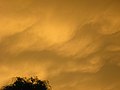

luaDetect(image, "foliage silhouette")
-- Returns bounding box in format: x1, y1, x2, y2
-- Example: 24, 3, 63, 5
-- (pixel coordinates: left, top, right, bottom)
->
1, 77, 51, 90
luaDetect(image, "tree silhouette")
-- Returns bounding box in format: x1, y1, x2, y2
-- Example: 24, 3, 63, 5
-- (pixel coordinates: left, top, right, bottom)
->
1, 77, 51, 90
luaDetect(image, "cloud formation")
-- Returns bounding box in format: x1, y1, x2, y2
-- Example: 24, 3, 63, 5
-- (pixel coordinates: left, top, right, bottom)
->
0, 0, 120, 90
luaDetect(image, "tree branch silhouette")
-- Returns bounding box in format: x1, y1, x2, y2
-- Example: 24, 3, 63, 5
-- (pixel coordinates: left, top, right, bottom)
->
1, 76, 51, 90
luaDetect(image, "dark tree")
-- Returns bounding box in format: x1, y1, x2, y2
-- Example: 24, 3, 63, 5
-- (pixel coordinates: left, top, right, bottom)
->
1, 77, 51, 90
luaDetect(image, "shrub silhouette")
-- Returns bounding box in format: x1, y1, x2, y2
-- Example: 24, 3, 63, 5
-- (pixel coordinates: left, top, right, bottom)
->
1, 77, 51, 90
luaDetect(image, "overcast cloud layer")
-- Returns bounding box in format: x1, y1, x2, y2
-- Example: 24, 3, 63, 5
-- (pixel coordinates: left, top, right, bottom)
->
0, 0, 120, 90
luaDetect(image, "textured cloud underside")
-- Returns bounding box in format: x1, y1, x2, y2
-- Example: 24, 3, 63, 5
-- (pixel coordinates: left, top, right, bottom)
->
0, 0, 120, 90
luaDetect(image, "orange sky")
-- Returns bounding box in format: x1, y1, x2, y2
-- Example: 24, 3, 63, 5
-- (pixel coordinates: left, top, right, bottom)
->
0, 0, 120, 90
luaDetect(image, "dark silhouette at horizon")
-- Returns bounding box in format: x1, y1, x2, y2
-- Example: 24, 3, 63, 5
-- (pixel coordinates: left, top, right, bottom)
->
1, 77, 51, 90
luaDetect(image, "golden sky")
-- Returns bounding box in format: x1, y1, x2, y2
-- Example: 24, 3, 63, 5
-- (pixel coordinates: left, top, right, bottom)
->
0, 0, 120, 90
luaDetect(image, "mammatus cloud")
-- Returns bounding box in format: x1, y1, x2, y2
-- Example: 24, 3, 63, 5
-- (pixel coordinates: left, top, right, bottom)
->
0, 0, 120, 90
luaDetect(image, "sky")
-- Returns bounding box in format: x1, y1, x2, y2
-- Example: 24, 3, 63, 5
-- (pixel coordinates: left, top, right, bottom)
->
0, 0, 120, 90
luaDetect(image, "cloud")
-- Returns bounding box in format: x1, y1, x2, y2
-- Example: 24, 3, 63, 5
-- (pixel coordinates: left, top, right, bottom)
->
0, 0, 120, 90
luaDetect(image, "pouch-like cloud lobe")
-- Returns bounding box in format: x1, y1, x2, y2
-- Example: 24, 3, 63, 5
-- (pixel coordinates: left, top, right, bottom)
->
0, 0, 120, 90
